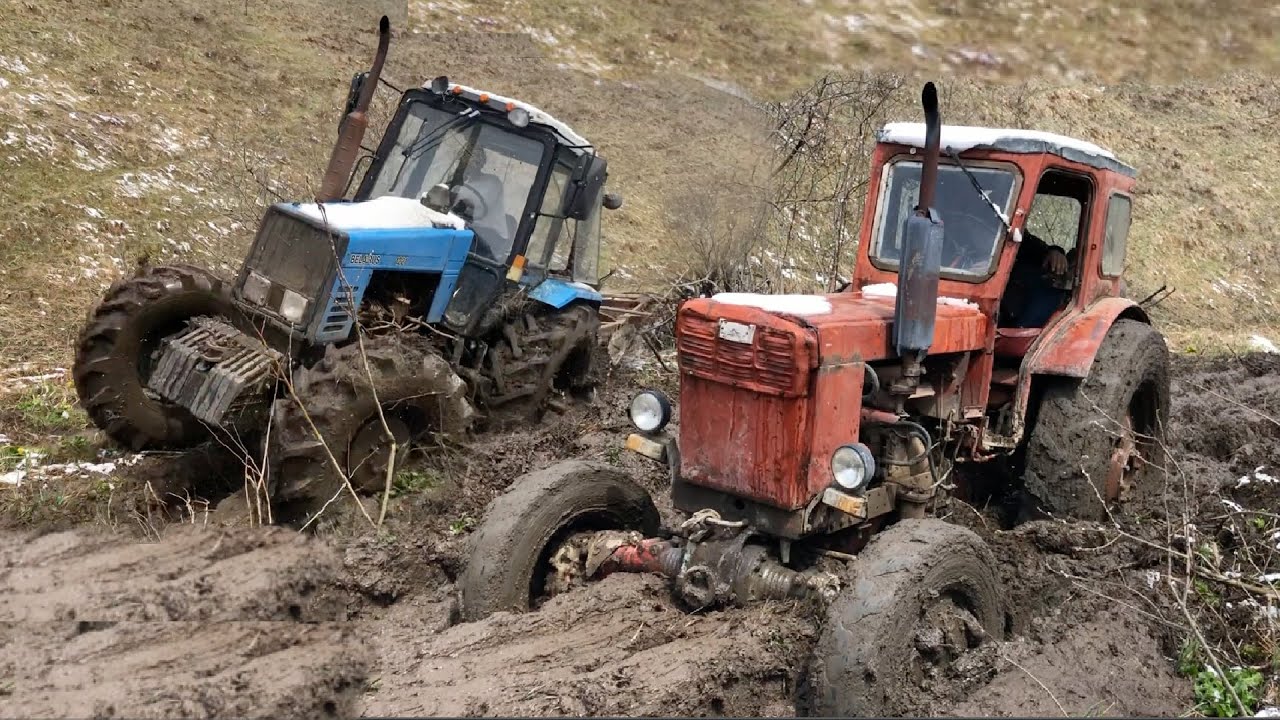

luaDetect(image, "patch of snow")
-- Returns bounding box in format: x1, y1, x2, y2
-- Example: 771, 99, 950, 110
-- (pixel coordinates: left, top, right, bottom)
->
1257, 707, 1280, 718
1221, 498, 1245, 513
938, 296, 979, 309
1144, 570, 1160, 589
0, 449, 45, 486
878, 122, 1118, 161
1236, 466, 1278, 488
712, 293, 833, 316
861, 282, 897, 298
1248, 334, 1279, 353
0, 55, 31, 74
1259, 573, 1280, 584
289, 196, 468, 232
860, 282, 979, 310
4, 369, 66, 390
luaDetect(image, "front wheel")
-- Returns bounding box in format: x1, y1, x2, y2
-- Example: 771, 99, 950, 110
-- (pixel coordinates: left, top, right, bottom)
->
458, 459, 661, 622
802, 519, 1005, 717
72, 264, 237, 450
266, 334, 476, 524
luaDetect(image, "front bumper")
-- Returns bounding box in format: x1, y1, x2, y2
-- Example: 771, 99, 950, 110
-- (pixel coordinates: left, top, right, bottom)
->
147, 317, 285, 429
623, 431, 897, 540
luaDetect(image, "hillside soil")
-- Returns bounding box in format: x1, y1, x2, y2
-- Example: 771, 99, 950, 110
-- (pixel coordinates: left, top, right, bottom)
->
4, 352, 1278, 717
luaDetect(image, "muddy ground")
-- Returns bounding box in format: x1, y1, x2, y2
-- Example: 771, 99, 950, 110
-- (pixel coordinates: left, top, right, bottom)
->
2, 353, 1278, 717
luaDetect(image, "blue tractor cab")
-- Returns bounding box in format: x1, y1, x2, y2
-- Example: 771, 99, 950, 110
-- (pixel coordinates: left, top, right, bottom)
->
234, 78, 615, 347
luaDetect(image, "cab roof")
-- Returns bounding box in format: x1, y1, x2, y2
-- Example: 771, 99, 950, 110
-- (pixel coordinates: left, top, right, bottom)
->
878, 122, 1136, 178
440, 82, 593, 151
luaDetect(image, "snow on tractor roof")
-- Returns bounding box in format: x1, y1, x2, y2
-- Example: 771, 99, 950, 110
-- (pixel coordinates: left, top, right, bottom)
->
445, 82, 593, 150
878, 122, 1136, 177
289, 196, 468, 231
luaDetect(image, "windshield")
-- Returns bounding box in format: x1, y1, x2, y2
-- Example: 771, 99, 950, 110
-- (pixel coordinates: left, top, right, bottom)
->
367, 100, 548, 263
871, 159, 1019, 279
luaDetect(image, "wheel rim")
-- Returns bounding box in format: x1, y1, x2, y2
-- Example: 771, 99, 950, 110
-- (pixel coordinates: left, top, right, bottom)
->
909, 593, 990, 688
1104, 412, 1144, 503
347, 414, 411, 492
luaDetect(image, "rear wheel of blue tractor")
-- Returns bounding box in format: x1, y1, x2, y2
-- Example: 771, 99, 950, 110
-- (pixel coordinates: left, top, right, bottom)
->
72, 264, 237, 451
266, 333, 476, 526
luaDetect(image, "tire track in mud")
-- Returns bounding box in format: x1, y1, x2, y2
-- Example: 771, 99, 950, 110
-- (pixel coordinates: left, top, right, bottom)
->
360, 574, 814, 717
0, 526, 370, 719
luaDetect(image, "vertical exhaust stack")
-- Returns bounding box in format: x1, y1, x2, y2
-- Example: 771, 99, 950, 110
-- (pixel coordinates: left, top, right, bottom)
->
316, 15, 391, 203
890, 82, 945, 400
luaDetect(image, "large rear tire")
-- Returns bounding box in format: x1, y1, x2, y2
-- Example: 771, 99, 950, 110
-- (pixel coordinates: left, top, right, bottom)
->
1023, 318, 1170, 521
458, 460, 661, 622
802, 519, 1005, 717
72, 264, 236, 451
267, 334, 475, 524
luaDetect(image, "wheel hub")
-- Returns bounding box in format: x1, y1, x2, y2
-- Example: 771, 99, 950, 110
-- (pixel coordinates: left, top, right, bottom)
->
347, 414, 411, 493
1105, 412, 1143, 503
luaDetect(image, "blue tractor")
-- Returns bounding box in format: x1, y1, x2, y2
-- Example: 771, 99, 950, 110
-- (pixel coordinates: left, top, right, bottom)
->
71, 17, 622, 520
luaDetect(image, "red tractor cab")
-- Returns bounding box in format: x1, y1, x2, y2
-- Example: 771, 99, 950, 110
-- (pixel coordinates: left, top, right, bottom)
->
665, 99, 1165, 536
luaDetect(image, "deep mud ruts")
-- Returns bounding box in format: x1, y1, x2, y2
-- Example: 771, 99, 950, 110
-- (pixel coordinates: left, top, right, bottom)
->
3, 352, 1277, 717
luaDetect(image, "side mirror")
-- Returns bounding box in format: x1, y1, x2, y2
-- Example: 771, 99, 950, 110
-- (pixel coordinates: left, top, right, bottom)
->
566, 154, 608, 220
603, 192, 623, 210
429, 75, 450, 95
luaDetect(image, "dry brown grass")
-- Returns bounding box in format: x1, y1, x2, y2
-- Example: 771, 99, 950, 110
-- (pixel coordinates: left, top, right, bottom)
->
410, 0, 1280, 99
1, 0, 1277, 379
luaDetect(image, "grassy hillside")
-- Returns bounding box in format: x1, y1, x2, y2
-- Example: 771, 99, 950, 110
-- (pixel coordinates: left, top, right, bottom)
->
411, 0, 1280, 99
1, 0, 1278, 382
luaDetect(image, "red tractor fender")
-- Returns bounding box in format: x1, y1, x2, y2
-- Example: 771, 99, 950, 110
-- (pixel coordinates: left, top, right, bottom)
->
1024, 296, 1151, 379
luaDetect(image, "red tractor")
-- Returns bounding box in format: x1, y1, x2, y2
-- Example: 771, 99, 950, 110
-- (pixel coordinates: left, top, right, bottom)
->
456, 82, 1169, 716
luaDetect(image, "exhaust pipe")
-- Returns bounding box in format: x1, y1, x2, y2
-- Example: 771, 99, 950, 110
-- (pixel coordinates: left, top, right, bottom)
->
316, 15, 391, 203
916, 82, 941, 215
890, 81, 945, 397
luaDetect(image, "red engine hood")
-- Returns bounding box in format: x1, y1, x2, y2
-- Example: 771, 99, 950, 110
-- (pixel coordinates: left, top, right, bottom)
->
691, 289, 990, 365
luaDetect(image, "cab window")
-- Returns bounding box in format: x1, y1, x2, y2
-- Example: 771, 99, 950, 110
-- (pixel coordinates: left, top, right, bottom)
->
1101, 193, 1132, 277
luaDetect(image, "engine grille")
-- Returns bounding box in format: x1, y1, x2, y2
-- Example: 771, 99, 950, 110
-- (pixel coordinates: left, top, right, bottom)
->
247, 209, 338, 297
676, 311, 812, 397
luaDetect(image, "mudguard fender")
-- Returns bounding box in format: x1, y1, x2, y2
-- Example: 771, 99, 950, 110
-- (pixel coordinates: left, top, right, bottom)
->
1025, 297, 1151, 379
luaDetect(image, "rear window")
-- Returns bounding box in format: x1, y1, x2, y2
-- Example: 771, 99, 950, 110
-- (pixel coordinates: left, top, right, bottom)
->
1101, 194, 1132, 277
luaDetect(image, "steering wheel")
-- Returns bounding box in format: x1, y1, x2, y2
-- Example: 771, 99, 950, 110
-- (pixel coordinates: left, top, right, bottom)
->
942, 213, 995, 271
450, 181, 492, 223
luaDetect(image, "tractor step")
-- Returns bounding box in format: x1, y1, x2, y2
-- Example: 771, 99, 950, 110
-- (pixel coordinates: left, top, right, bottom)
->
147, 317, 284, 428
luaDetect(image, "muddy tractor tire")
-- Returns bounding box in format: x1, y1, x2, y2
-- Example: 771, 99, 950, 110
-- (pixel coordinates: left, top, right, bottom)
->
803, 519, 1005, 718
72, 264, 237, 451
1023, 319, 1170, 522
458, 459, 661, 622
477, 303, 600, 425
267, 334, 475, 523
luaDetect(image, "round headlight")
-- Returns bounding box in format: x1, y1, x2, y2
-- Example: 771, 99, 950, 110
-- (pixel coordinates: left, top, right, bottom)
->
629, 390, 672, 433
831, 443, 876, 493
